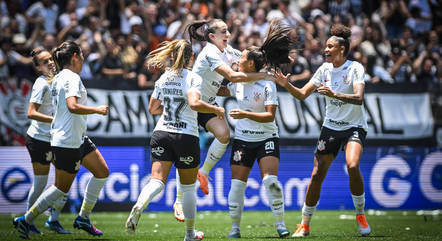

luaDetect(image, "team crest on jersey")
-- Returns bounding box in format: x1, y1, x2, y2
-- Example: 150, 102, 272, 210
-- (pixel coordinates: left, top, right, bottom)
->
179, 156, 194, 165
317, 140, 326, 151
342, 75, 350, 85
233, 150, 242, 162
253, 92, 262, 102
0, 79, 32, 144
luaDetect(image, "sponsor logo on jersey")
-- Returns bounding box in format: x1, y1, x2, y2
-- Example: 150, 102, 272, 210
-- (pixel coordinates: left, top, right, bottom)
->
330, 99, 346, 107
328, 119, 350, 126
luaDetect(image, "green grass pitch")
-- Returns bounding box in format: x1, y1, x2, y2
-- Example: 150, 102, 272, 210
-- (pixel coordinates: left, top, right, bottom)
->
1, 210, 440, 240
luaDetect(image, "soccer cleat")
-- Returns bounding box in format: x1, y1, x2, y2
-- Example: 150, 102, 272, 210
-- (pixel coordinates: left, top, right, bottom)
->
29, 224, 42, 234
73, 216, 103, 236
277, 227, 290, 238
227, 229, 241, 238
197, 170, 209, 195
292, 224, 310, 237
45, 220, 71, 234
13, 216, 30, 239
356, 214, 371, 236
126, 207, 142, 234
173, 202, 185, 222
184, 230, 204, 241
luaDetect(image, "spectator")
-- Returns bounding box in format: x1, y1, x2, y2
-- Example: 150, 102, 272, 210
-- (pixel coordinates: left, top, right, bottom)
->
379, 0, 409, 38
25, 0, 59, 34
387, 41, 415, 83
101, 38, 124, 87
243, 8, 269, 39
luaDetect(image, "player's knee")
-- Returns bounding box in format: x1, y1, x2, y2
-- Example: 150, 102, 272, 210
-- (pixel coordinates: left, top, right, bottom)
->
346, 163, 360, 172
94, 166, 109, 178
310, 171, 325, 183
216, 132, 230, 144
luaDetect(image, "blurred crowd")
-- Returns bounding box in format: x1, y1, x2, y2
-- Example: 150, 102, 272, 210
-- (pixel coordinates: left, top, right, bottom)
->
0, 0, 441, 93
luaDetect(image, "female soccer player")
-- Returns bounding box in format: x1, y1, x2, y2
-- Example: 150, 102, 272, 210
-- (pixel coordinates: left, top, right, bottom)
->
25, 47, 70, 234
219, 46, 289, 238
13, 41, 109, 239
125, 39, 224, 241
274, 24, 371, 237
173, 18, 276, 222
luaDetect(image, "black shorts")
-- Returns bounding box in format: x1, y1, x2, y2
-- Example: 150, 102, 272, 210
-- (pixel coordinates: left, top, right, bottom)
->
25, 135, 52, 165
230, 138, 280, 168
150, 131, 200, 169
197, 112, 217, 131
315, 127, 367, 157
52, 136, 97, 174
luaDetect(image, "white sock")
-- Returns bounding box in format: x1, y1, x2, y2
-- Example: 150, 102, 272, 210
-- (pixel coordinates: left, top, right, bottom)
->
79, 177, 107, 219
27, 175, 48, 210
301, 203, 316, 226
182, 183, 196, 235
352, 193, 365, 215
49, 193, 68, 222
134, 178, 165, 210
200, 138, 228, 176
228, 179, 246, 230
263, 175, 285, 227
175, 169, 183, 204
25, 185, 65, 224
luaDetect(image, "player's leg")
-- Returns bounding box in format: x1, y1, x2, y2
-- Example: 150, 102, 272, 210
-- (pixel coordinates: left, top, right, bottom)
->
293, 153, 334, 237
25, 136, 51, 234
75, 138, 109, 236
344, 130, 370, 236
227, 139, 253, 238
126, 160, 171, 233
198, 116, 230, 195
294, 128, 339, 237
259, 156, 289, 237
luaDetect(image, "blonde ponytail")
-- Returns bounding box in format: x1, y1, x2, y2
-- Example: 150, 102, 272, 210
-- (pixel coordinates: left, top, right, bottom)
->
146, 40, 193, 73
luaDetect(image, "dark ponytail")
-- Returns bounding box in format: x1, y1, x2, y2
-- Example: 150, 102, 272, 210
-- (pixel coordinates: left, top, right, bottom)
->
51, 40, 81, 71
186, 19, 224, 44
330, 24, 351, 57
259, 19, 297, 69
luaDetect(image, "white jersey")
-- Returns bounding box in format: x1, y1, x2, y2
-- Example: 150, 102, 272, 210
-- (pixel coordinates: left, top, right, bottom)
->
309, 60, 368, 131
152, 69, 202, 137
50, 69, 88, 148
26, 75, 54, 142
227, 79, 279, 142
192, 42, 241, 105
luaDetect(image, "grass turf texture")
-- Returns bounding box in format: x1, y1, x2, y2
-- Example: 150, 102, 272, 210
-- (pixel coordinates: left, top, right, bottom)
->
1, 210, 440, 240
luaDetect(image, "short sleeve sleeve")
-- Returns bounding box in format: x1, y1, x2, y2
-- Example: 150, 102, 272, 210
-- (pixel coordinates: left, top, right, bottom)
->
188, 73, 202, 94
206, 50, 227, 71
226, 82, 235, 96
64, 73, 82, 99
309, 64, 324, 87
29, 78, 48, 104
351, 62, 366, 85
151, 81, 163, 101
264, 81, 278, 106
